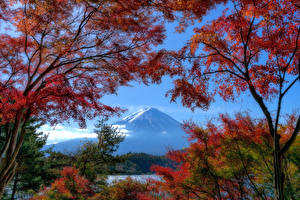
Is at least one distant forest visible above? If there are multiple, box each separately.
[111,153,176,174]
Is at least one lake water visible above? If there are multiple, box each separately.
[107,174,162,184]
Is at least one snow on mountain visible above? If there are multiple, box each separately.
[46,107,189,155]
[114,107,182,133]
[122,108,150,122]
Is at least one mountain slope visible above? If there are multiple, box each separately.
[46,107,189,155]
[114,107,188,155]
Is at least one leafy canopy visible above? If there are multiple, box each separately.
[0,0,168,126]
[149,114,300,199]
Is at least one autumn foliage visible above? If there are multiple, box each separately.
[33,168,151,200]
[32,167,94,200]
[161,0,299,199]
[0,0,167,126]
[0,0,299,199]
[0,0,168,194]
[148,114,299,199]
[91,177,149,200]
[166,0,299,108]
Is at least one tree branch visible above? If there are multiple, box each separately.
[282,76,300,97]
[280,116,300,155]
[247,83,275,138]
[203,69,245,80]
[244,17,255,67]
[202,41,246,78]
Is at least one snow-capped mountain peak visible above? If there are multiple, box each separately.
[114,107,181,132]
[122,107,152,122]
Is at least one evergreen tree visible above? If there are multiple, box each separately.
[72,120,125,182]
[0,119,48,200]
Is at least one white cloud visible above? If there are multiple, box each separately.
[40,123,132,145]
[40,124,97,145]
[112,124,126,129]
[112,124,131,137]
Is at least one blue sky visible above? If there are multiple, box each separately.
[39,4,300,144]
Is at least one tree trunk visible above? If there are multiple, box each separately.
[0,112,27,200]
[0,182,6,200]
[81,158,88,177]
[273,135,284,200]
[0,160,17,199]
[10,172,19,200]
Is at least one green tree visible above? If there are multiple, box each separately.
[28,120,125,185]
[41,150,74,186]
[72,120,125,182]
[0,119,48,200]
[112,153,175,175]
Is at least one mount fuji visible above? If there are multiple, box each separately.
[46,107,189,155]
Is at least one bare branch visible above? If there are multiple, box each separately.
[203,69,246,80]
[282,77,300,97]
